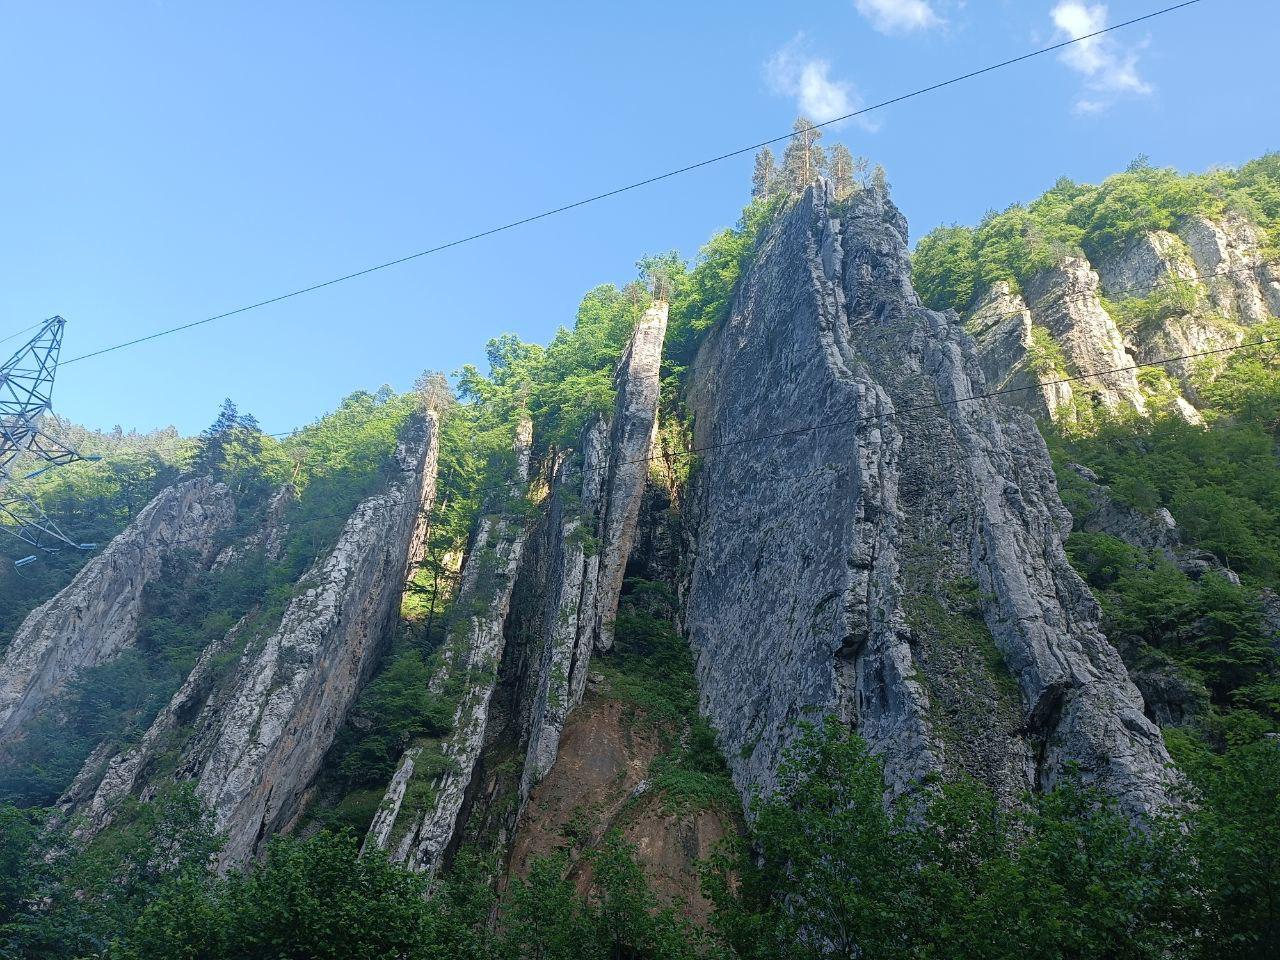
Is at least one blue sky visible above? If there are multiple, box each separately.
[2,0,1274,435]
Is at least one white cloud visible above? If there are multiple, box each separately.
[765,39,877,130]
[1051,2,1152,113]
[853,0,943,34]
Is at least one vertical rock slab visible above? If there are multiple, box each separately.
[591,301,668,652]
[163,417,438,869]
[1179,214,1279,323]
[519,303,669,801]
[0,478,234,747]
[686,182,1178,816]
[967,281,1076,420]
[686,184,942,802]
[368,418,532,875]
[1022,258,1147,415]
[520,418,607,799]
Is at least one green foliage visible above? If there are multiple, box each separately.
[1025,324,1069,377]
[602,581,699,726]
[457,282,648,459]
[1068,532,1278,731]
[2,788,717,960]
[1,785,220,959]
[597,580,737,816]
[662,195,782,375]
[1180,737,1280,958]
[913,156,1280,314]
[1052,331,1280,734]
[1102,274,1202,335]
[1049,413,1280,586]
[706,719,927,959]
[708,718,1278,960]
[119,834,496,960]
[330,644,455,788]
[912,225,978,311]
[1196,319,1280,431]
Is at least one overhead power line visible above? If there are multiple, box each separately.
[58,0,1204,367]
[0,320,52,349]
[263,332,1277,530]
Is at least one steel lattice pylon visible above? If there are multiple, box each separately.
[0,316,98,564]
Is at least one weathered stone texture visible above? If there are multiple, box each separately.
[0,478,234,747]
[685,182,1178,815]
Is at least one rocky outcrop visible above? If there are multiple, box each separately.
[367,417,532,876]
[56,416,439,869]
[967,212,1277,426]
[1095,230,1235,412]
[1179,213,1280,323]
[211,482,295,570]
[967,282,1075,420]
[520,303,669,801]
[591,301,668,653]
[1023,257,1148,416]
[685,182,1178,815]
[520,419,608,800]
[0,478,234,747]
[362,306,670,874]
[1094,230,1198,297]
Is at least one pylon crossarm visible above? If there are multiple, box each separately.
[0,488,79,552]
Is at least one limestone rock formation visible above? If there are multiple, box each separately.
[367,416,532,875]
[0,478,235,747]
[590,301,668,653]
[364,303,670,876]
[1179,213,1280,322]
[521,302,669,800]
[685,182,1178,815]
[968,213,1277,423]
[967,281,1076,420]
[1023,257,1148,416]
[56,416,439,869]
[520,418,609,799]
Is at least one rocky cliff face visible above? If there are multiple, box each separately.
[365,303,670,876]
[521,302,668,798]
[684,183,1177,814]
[56,416,439,869]
[968,213,1277,423]
[366,416,532,874]
[0,478,235,748]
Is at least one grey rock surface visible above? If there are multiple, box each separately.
[519,302,669,801]
[1179,214,1277,324]
[1023,257,1147,415]
[685,182,1178,815]
[520,419,607,800]
[57,419,441,867]
[186,419,438,869]
[592,302,668,652]
[0,478,235,747]
[967,281,1075,420]
[370,417,532,875]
